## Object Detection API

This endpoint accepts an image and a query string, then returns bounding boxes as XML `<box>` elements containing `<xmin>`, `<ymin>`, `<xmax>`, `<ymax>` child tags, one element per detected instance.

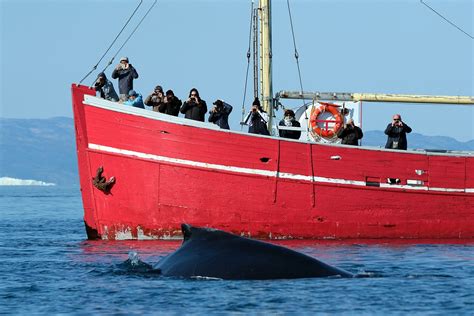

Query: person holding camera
<box><xmin>111</xmin><ymin>57</ymin><xmax>139</xmax><ymax>102</ymax></box>
<box><xmin>158</xmin><ymin>90</ymin><xmax>182</xmax><ymax>116</ymax></box>
<box><xmin>384</xmin><ymin>114</ymin><xmax>412</xmax><ymax>150</ymax></box>
<box><xmin>144</xmin><ymin>85</ymin><xmax>165</xmax><ymax>112</ymax></box>
<box><xmin>278</xmin><ymin>109</ymin><xmax>301</xmax><ymax>140</ymax></box>
<box><xmin>180</xmin><ymin>88</ymin><xmax>207</xmax><ymax>122</ymax></box>
<box><xmin>247</xmin><ymin>97</ymin><xmax>270</xmax><ymax>135</ymax></box>
<box><xmin>336</xmin><ymin>118</ymin><xmax>363</xmax><ymax>146</ymax></box>
<box><xmin>208</xmin><ymin>99</ymin><xmax>233</xmax><ymax>130</ymax></box>
<box><xmin>93</xmin><ymin>72</ymin><xmax>118</xmax><ymax>102</ymax></box>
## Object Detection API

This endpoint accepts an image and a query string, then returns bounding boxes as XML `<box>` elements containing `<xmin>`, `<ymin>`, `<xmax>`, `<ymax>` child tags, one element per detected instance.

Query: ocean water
<box><xmin>1</xmin><ymin>186</ymin><xmax>473</xmax><ymax>315</ymax></box>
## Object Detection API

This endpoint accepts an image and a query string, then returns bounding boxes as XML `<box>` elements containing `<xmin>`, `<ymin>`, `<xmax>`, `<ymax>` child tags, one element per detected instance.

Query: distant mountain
<box><xmin>0</xmin><ymin>117</ymin><xmax>78</xmax><ymax>186</ymax></box>
<box><xmin>0</xmin><ymin>117</ymin><xmax>472</xmax><ymax>187</ymax></box>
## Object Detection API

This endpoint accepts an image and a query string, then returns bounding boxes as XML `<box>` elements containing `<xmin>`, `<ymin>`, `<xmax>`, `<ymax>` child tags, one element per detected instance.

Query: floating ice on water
<box><xmin>0</xmin><ymin>177</ymin><xmax>56</xmax><ymax>186</ymax></box>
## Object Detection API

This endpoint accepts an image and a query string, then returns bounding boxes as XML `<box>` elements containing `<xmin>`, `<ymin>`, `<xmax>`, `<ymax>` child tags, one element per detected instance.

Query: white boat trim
<box><xmin>88</xmin><ymin>143</ymin><xmax>473</xmax><ymax>194</ymax></box>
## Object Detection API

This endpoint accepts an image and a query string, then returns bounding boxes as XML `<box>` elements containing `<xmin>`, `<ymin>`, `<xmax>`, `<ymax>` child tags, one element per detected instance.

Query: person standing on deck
<box><xmin>247</xmin><ymin>98</ymin><xmax>270</xmax><ymax>135</ymax></box>
<box><xmin>93</xmin><ymin>72</ymin><xmax>118</xmax><ymax>102</ymax></box>
<box><xmin>208</xmin><ymin>99</ymin><xmax>233</xmax><ymax>130</ymax></box>
<box><xmin>337</xmin><ymin>118</ymin><xmax>363</xmax><ymax>145</ymax></box>
<box><xmin>144</xmin><ymin>85</ymin><xmax>165</xmax><ymax>112</ymax></box>
<box><xmin>180</xmin><ymin>88</ymin><xmax>207</xmax><ymax>122</ymax></box>
<box><xmin>384</xmin><ymin>114</ymin><xmax>412</xmax><ymax>150</ymax></box>
<box><xmin>111</xmin><ymin>57</ymin><xmax>139</xmax><ymax>102</ymax></box>
<box><xmin>159</xmin><ymin>90</ymin><xmax>182</xmax><ymax>116</ymax></box>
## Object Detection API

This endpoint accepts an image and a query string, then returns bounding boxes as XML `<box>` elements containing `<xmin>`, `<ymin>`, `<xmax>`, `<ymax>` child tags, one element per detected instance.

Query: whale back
<box><xmin>154</xmin><ymin>224</ymin><xmax>353</xmax><ymax>280</ymax></box>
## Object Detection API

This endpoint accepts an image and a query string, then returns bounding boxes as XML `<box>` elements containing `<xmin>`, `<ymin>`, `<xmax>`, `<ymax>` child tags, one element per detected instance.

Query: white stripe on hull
<box><xmin>88</xmin><ymin>143</ymin><xmax>472</xmax><ymax>194</ymax></box>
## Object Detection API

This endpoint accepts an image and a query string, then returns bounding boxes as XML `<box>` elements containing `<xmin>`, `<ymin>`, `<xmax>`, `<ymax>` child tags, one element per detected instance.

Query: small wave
<box><xmin>354</xmin><ymin>270</ymin><xmax>384</xmax><ymax>278</ymax></box>
<box><xmin>190</xmin><ymin>276</ymin><xmax>223</xmax><ymax>281</ymax></box>
<box><xmin>89</xmin><ymin>251</ymin><xmax>162</xmax><ymax>277</ymax></box>
<box><xmin>405</xmin><ymin>274</ymin><xmax>454</xmax><ymax>279</ymax></box>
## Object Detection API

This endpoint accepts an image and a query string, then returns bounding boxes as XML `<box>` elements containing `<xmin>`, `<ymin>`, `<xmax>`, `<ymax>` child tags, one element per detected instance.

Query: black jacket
<box><xmin>248</xmin><ymin>111</ymin><xmax>270</xmax><ymax>135</ymax></box>
<box><xmin>278</xmin><ymin>118</ymin><xmax>301</xmax><ymax>140</ymax></box>
<box><xmin>208</xmin><ymin>103</ymin><xmax>233</xmax><ymax>129</ymax></box>
<box><xmin>111</xmin><ymin>65</ymin><xmax>139</xmax><ymax>95</ymax></box>
<box><xmin>337</xmin><ymin>125</ymin><xmax>363</xmax><ymax>145</ymax></box>
<box><xmin>159</xmin><ymin>97</ymin><xmax>182</xmax><ymax>116</ymax></box>
<box><xmin>180</xmin><ymin>99</ymin><xmax>207</xmax><ymax>122</ymax></box>
<box><xmin>384</xmin><ymin>123</ymin><xmax>412</xmax><ymax>150</ymax></box>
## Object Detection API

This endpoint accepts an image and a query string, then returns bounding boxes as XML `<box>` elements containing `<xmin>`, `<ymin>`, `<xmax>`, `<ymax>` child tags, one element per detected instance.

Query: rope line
<box><xmin>241</xmin><ymin>1</ymin><xmax>254</xmax><ymax>130</ymax></box>
<box><xmin>98</xmin><ymin>0</ymin><xmax>158</xmax><ymax>78</ymax></box>
<box><xmin>286</xmin><ymin>0</ymin><xmax>305</xmax><ymax>101</ymax></box>
<box><xmin>78</xmin><ymin>0</ymin><xmax>144</xmax><ymax>85</ymax></box>
<box><xmin>286</xmin><ymin>0</ymin><xmax>310</xmax><ymax>137</ymax></box>
<box><xmin>420</xmin><ymin>0</ymin><xmax>473</xmax><ymax>39</ymax></box>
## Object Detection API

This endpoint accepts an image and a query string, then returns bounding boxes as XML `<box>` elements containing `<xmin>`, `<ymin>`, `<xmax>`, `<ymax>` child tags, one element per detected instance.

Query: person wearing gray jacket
<box><xmin>111</xmin><ymin>56</ymin><xmax>139</xmax><ymax>101</ymax></box>
<box><xmin>94</xmin><ymin>72</ymin><xmax>118</xmax><ymax>102</ymax></box>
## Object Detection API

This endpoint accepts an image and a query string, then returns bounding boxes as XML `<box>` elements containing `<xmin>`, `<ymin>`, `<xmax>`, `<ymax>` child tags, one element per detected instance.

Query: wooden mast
<box><xmin>259</xmin><ymin>0</ymin><xmax>273</xmax><ymax>131</ymax></box>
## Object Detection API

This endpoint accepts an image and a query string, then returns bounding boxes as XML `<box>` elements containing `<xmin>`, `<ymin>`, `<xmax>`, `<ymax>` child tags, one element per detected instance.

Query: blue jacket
<box><xmin>123</xmin><ymin>94</ymin><xmax>145</xmax><ymax>109</ymax></box>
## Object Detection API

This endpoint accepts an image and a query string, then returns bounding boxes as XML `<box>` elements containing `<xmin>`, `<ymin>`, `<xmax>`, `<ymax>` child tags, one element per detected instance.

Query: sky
<box><xmin>1</xmin><ymin>0</ymin><xmax>473</xmax><ymax>141</ymax></box>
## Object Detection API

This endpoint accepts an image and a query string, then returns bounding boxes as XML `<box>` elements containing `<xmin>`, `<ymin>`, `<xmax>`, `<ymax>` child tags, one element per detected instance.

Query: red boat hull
<box><xmin>72</xmin><ymin>85</ymin><xmax>474</xmax><ymax>240</ymax></box>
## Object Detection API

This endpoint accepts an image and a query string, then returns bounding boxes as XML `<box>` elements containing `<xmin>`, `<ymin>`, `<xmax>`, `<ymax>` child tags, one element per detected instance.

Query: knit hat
<box><xmin>128</xmin><ymin>89</ymin><xmax>137</xmax><ymax>96</ymax></box>
<box><xmin>120</xmin><ymin>56</ymin><xmax>129</xmax><ymax>62</ymax></box>
<box><xmin>154</xmin><ymin>85</ymin><xmax>163</xmax><ymax>92</ymax></box>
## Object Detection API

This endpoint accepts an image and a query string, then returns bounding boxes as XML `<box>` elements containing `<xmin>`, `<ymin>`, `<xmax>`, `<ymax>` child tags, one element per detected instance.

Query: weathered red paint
<box><xmin>72</xmin><ymin>85</ymin><xmax>474</xmax><ymax>240</ymax></box>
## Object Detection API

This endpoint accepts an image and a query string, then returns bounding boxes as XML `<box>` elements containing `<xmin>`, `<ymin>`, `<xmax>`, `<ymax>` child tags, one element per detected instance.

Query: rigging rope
<box><xmin>241</xmin><ymin>1</ymin><xmax>255</xmax><ymax>131</ymax></box>
<box><xmin>97</xmin><ymin>0</ymin><xmax>158</xmax><ymax>81</ymax></box>
<box><xmin>420</xmin><ymin>0</ymin><xmax>473</xmax><ymax>40</ymax></box>
<box><xmin>286</xmin><ymin>0</ymin><xmax>310</xmax><ymax>139</ymax></box>
<box><xmin>78</xmin><ymin>0</ymin><xmax>144</xmax><ymax>85</ymax></box>
<box><xmin>286</xmin><ymin>0</ymin><xmax>305</xmax><ymax>104</ymax></box>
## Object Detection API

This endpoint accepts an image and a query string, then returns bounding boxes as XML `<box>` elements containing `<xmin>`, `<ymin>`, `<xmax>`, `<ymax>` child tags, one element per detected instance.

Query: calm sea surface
<box><xmin>0</xmin><ymin>186</ymin><xmax>473</xmax><ymax>315</ymax></box>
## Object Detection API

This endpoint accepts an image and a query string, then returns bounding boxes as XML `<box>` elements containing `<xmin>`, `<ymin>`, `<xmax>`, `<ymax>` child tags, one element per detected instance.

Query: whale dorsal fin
<box><xmin>181</xmin><ymin>223</ymin><xmax>192</xmax><ymax>242</ymax></box>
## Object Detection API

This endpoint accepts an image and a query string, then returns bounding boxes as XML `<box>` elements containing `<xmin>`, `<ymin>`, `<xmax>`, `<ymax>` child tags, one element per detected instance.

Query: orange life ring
<box><xmin>309</xmin><ymin>102</ymin><xmax>343</xmax><ymax>138</ymax></box>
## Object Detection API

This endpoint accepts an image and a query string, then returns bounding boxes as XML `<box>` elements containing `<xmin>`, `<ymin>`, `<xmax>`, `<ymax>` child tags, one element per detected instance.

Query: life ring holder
<box><xmin>309</xmin><ymin>102</ymin><xmax>343</xmax><ymax>138</ymax></box>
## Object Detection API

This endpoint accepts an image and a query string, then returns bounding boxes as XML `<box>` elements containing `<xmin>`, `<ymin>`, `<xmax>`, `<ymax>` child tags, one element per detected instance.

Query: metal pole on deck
<box><xmin>277</xmin><ymin>91</ymin><xmax>474</xmax><ymax>105</ymax></box>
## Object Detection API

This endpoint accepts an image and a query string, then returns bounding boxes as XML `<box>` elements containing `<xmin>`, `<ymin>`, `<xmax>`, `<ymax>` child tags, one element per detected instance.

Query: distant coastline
<box><xmin>0</xmin><ymin>177</ymin><xmax>56</xmax><ymax>186</ymax></box>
